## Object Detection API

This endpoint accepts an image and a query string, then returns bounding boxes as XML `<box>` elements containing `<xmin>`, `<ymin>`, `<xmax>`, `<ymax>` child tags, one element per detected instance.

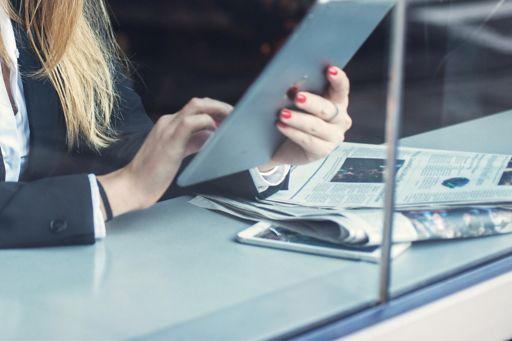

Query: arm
<box><xmin>98</xmin><ymin>66</ymin><xmax>351</xmax><ymax>218</ymax></box>
<box><xmin>84</xmin><ymin>72</ymin><xmax>273</xmax><ymax>200</ymax></box>
<box><xmin>0</xmin><ymin>71</ymin><xmax>276</xmax><ymax>249</ymax></box>
<box><xmin>90</xmin><ymin>70</ymin><xmax>287</xmax><ymax>203</ymax></box>
<box><xmin>0</xmin><ymin>66</ymin><xmax>347</xmax><ymax>248</ymax></box>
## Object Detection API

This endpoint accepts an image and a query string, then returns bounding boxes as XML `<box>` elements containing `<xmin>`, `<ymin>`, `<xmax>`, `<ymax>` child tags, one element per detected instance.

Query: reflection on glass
<box><xmin>388</xmin><ymin>0</ymin><xmax>512</xmax><ymax>300</ymax></box>
<box><xmin>8</xmin><ymin>0</ymin><xmax>511</xmax><ymax>337</ymax></box>
<box><xmin>1</xmin><ymin>0</ymin><xmax>394</xmax><ymax>339</ymax></box>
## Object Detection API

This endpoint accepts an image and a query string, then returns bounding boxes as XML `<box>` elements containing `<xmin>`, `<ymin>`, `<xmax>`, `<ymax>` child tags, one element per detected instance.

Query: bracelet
<box><xmin>97</xmin><ymin>180</ymin><xmax>113</xmax><ymax>222</ymax></box>
<box><xmin>257</xmin><ymin>166</ymin><xmax>279</xmax><ymax>176</ymax></box>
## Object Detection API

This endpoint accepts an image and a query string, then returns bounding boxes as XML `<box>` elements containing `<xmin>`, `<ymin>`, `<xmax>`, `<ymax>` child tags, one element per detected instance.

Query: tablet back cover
<box><xmin>178</xmin><ymin>0</ymin><xmax>394</xmax><ymax>187</ymax></box>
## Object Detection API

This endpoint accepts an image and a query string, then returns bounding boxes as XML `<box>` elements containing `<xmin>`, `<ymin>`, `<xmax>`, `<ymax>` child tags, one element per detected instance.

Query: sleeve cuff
<box><xmin>249</xmin><ymin>165</ymin><xmax>290</xmax><ymax>193</ymax></box>
<box><xmin>88</xmin><ymin>174</ymin><xmax>106</xmax><ymax>239</ymax></box>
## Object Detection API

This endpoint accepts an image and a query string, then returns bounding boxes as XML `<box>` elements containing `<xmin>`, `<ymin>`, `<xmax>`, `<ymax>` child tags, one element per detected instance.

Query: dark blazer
<box><xmin>0</xmin><ymin>25</ymin><xmax>285</xmax><ymax>249</ymax></box>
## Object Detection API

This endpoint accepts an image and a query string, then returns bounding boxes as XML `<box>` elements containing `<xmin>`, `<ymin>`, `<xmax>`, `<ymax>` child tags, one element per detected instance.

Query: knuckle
<box><xmin>179</xmin><ymin>116</ymin><xmax>193</xmax><ymax>129</ymax></box>
<box><xmin>344</xmin><ymin>115</ymin><xmax>352</xmax><ymax>129</ymax></box>
<box><xmin>187</xmin><ymin>97</ymin><xmax>202</xmax><ymax>110</ymax></box>
<box><xmin>204</xmin><ymin>114</ymin><xmax>215</xmax><ymax>126</ymax></box>
<box><xmin>156</xmin><ymin>115</ymin><xmax>168</xmax><ymax>126</ymax></box>
<box><xmin>320</xmin><ymin>108</ymin><xmax>331</xmax><ymax>121</ymax></box>
<box><xmin>162</xmin><ymin>128</ymin><xmax>175</xmax><ymax>141</ymax></box>
<box><xmin>339</xmin><ymin>133</ymin><xmax>346</xmax><ymax>144</ymax></box>
<box><xmin>155</xmin><ymin>115</ymin><xmax>172</xmax><ymax>131</ymax></box>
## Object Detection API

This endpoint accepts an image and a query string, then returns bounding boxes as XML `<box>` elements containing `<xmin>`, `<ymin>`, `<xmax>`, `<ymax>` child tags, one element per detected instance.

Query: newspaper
<box><xmin>265</xmin><ymin>142</ymin><xmax>512</xmax><ymax>208</ymax></box>
<box><xmin>190</xmin><ymin>195</ymin><xmax>512</xmax><ymax>246</ymax></box>
<box><xmin>189</xmin><ymin>142</ymin><xmax>512</xmax><ymax>246</ymax></box>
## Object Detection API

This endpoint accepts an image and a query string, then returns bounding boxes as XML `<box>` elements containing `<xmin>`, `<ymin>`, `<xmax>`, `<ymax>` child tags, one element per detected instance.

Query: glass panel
<box><xmin>0</xmin><ymin>0</ymin><xmax>394</xmax><ymax>339</ymax></box>
<box><xmin>388</xmin><ymin>0</ymin><xmax>512</xmax><ymax>299</ymax></box>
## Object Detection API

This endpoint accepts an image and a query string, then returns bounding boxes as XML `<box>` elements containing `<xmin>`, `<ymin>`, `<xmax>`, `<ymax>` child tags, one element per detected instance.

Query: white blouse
<box><xmin>0</xmin><ymin>10</ymin><xmax>29</xmax><ymax>181</ymax></box>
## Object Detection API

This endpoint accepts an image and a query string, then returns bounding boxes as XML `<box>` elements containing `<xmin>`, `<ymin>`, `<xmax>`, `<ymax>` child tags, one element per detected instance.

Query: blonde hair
<box><xmin>2</xmin><ymin>0</ymin><xmax>120</xmax><ymax>149</ymax></box>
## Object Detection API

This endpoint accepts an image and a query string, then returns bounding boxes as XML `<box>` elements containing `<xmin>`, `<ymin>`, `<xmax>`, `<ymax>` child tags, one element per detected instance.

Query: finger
<box><xmin>202</xmin><ymin>97</ymin><xmax>234</xmax><ymax>124</ymax></box>
<box><xmin>278</xmin><ymin>109</ymin><xmax>344</xmax><ymax>144</ymax></box>
<box><xmin>326</xmin><ymin>66</ymin><xmax>350</xmax><ymax>105</ymax></box>
<box><xmin>172</xmin><ymin>114</ymin><xmax>217</xmax><ymax>144</ymax></box>
<box><xmin>276</xmin><ymin>122</ymin><xmax>338</xmax><ymax>160</ymax></box>
<box><xmin>180</xmin><ymin>97</ymin><xmax>233</xmax><ymax>119</ymax></box>
<box><xmin>293</xmin><ymin>91</ymin><xmax>350</xmax><ymax>127</ymax></box>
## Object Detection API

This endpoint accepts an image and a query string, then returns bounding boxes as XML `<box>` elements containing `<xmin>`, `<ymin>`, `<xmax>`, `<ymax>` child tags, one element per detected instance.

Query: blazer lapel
<box><xmin>15</xmin><ymin>25</ymin><xmax>67</xmax><ymax>181</ymax></box>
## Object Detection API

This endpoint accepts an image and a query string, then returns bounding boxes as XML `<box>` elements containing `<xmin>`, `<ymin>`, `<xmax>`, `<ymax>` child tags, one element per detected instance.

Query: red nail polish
<box><xmin>296</xmin><ymin>94</ymin><xmax>307</xmax><ymax>104</ymax></box>
<box><xmin>328</xmin><ymin>66</ymin><xmax>338</xmax><ymax>76</ymax></box>
<box><xmin>287</xmin><ymin>86</ymin><xmax>299</xmax><ymax>100</ymax></box>
<box><xmin>276</xmin><ymin>121</ymin><xmax>287</xmax><ymax>128</ymax></box>
<box><xmin>281</xmin><ymin>109</ymin><xmax>292</xmax><ymax>119</ymax></box>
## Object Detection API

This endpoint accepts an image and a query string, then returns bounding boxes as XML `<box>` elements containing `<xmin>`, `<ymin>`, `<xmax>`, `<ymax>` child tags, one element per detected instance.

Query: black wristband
<box><xmin>97</xmin><ymin>180</ymin><xmax>113</xmax><ymax>221</ymax></box>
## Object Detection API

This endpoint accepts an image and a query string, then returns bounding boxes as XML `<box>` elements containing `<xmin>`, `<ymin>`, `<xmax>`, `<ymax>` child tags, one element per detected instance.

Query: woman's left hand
<box><xmin>260</xmin><ymin>66</ymin><xmax>351</xmax><ymax>171</ymax></box>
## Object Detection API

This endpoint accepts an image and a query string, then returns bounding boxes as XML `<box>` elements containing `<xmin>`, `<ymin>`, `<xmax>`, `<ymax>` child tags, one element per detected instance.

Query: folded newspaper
<box><xmin>190</xmin><ymin>143</ymin><xmax>512</xmax><ymax>246</ymax></box>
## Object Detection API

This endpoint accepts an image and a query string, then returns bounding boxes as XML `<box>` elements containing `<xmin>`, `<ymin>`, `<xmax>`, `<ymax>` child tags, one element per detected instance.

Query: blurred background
<box><xmin>107</xmin><ymin>0</ymin><xmax>512</xmax><ymax>144</ymax></box>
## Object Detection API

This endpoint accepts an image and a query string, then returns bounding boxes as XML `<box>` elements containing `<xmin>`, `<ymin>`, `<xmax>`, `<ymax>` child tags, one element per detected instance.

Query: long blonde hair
<box><xmin>3</xmin><ymin>0</ymin><xmax>120</xmax><ymax>150</ymax></box>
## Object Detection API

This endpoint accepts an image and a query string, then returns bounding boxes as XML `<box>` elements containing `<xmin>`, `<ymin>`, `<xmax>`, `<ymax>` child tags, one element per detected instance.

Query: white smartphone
<box><xmin>236</xmin><ymin>222</ymin><xmax>410</xmax><ymax>263</ymax></box>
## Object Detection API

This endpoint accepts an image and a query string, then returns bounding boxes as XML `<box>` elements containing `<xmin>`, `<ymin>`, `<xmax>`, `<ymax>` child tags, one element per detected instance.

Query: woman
<box><xmin>0</xmin><ymin>0</ymin><xmax>351</xmax><ymax>248</ymax></box>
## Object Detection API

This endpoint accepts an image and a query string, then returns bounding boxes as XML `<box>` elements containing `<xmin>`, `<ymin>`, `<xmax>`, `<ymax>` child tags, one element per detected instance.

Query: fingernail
<box><xmin>287</xmin><ymin>86</ymin><xmax>299</xmax><ymax>100</ymax></box>
<box><xmin>276</xmin><ymin>121</ymin><xmax>287</xmax><ymax>128</ymax></box>
<box><xmin>328</xmin><ymin>66</ymin><xmax>338</xmax><ymax>76</ymax></box>
<box><xmin>296</xmin><ymin>93</ymin><xmax>307</xmax><ymax>104</ymax></box>
<box><xmin>280</xmin><ymin>109</ymin><xmax>292</xmax><ymax>119</ymax></box>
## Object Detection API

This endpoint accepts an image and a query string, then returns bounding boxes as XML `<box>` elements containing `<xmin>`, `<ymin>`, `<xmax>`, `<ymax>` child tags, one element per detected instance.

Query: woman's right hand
<box><xmin>97</xmin><ymin>97</ymin><xmax>233</xmax><ymax>218</ymax></box>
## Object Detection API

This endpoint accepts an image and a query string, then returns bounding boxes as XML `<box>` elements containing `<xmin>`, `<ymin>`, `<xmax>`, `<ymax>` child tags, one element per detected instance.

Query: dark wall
<box><xmin>107</xmin><ymin>0</ymin><xmax>512</xmax><ymax>144</ymax></box>
<box><xmin>108</xmin><ymin>0</ymin><xmax>312</xmax><ymax>118</ymax></box>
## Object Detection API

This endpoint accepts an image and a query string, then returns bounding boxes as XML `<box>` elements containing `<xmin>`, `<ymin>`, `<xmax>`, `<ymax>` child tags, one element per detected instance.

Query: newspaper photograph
<box><xmin>265</xmin><ymin>143</ymin><xmax>512</xmax><ymax>208</ymax></box>
<box><xmin>343</xmin><ymin>205</ymin><xmax>512</xmax><ymax>245</ymax></box>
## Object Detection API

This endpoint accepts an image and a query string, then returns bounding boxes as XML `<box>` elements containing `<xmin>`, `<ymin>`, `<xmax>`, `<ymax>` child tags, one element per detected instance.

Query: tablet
<box><xmin>178</xmin><ymin>0</ymin><xmax>394</xmax><ymax>187</ymax></box>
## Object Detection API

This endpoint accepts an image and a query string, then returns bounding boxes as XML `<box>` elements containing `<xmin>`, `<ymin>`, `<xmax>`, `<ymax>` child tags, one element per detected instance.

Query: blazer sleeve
<box><xmin>162</xmin><ymin>155</ymin><xmax>289</xmax><ymax>200</ymax></box>
<box><xmin>1</xmin><ymin>70</ymin><xmax>285</xmax><ymax>249</ymax></box>
<box><xmin>0</xmin><ymin>174</ymin><xmax>95</xmax><ymax>248</ymax></box>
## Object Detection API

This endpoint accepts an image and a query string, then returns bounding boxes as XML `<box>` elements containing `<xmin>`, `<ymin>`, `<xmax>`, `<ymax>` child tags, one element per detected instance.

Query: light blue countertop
<box><xmin>1</xmin><ymin>110</ymin><xmax>512</xmax><ymax>340</ymax></box>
